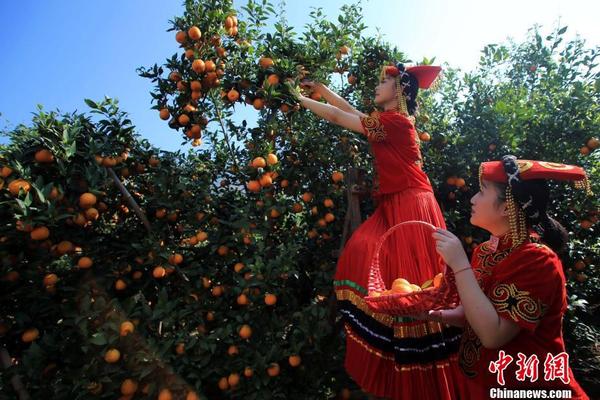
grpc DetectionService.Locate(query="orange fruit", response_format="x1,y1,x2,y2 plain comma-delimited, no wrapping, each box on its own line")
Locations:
340,45,350,54
188,26,201,40
244,367,254,378
580,146,590,156
8,179,31,196
30,226,50,241
332,171,344,183
153,266,166,279
580,220,592,229
348,75,357,85
419,132,431,142
169,71,182,82
310,91,322,101
227,345,239,356
217,245,229,256
391,278,413,294
115,279,127,290
192,59,205,74
120,321,135,336
266,153,278,165
574,260,586,271
0,166,13,178
292,203,303,213
35,149,54,163
43,273,58,286
57,241,74,255
234,262,245,273
289,355,301,367
228,373,240,387
175,343,185,355
190,80,202,91
77,257,93,269
325,213,335,223
587,137,599,150
175,31,187,44
85,207,99,221
267,363,280,377
158,388,173,400
269,208,280,218
247,180,261,192
121,379,138,396
79,193,97,209
227,89,239,102
224,16,234,29
252,157,266,168
186,391,200,400
104,348,120,363
302,192,313,202
259,57,274,69
253,98,265,110
266,74,279,86
212,286,224,297
178,114,190,126
196,231,208,242
218,377,229,391
21,328,39,343
264,293,277,306
455,178,466,188
259,174,273,187
239,324,252,339
168,253,183,265
323,198,334,208
155,208,167,219
433,273,444,288
237,294,249,305
446,176,457,186
576,273,587,283
204,60,216,72
185,48,195,59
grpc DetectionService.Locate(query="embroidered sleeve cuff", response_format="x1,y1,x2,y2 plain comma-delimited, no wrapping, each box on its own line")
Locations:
359,115,386,142
489,283,545,332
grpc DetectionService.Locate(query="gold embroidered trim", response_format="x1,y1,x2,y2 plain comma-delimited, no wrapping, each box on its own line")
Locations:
345,325,394,361
336,289,395,327
360,114,386,142
393,321,445,339
489,283,545,324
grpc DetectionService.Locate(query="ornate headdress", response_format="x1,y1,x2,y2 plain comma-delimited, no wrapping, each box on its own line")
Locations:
380,64,442,117
479,156,593,246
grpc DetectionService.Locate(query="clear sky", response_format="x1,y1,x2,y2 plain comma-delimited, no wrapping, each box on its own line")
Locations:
1,0,598,151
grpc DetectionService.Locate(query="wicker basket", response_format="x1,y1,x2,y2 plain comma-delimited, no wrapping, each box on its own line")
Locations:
364,220,460,316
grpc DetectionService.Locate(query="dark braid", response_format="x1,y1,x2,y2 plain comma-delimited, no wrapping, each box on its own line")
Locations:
396,63,419,115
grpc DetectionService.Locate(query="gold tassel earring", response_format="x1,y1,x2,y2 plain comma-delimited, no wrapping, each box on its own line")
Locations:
505,186,527,248
396,77,409,116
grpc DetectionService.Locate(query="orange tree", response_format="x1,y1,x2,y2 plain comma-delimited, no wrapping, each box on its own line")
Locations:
1,0,599,398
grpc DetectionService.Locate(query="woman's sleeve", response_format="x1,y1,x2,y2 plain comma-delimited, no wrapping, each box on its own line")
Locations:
488,244,561,333
359,112,411,143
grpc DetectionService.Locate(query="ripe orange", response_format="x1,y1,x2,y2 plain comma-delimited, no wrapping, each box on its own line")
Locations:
120,321,135,336
0,166,13,178
580,146,590,156
247,180,261,193
85,207,99,221
228,345,239,356
190,80,202,91
115,279,127,290
455,178,466,188
310,91,322,101
419,132,431,142
79,192,97,209
188,26,201,40
253,98,265,110
120,379,138,396
175,343,185,355
204,60,216,72
158,388,173,400
169,71,182,82
8,179,31,196
153,266,166,279
265,293,277,306
57,241,74,255
185,48,195,59
168,253,183,265
237,294,249,305
323,198,334,208
178,114,190,126
259,174,273,187
104,348,120,363
266,74,280,86
218,377,229,391
292,203,303,213
228,373,240,387
196,231,208,242
212,286,224,297
186,391,200,400
391,278,413,294
587,137,599,150
302,192,313,202
580,220,592,229
270,208,280,218
332,171,344,183
340,45,350,54
325,213,335,223
155,208,167,219
259,57,274,69
77,257,93,269
446,176,457,186
252,157,266,168
175,31,187,44
227,89,239,102
224,16,235,29
43,273,58,286
348,75,357,85
244,367,254,378
217,245,229,256
192,59,205,74
21,328,39,343
239,324,252,339
574,260,586,271
234,262,245,273
266,153,278,165
289,355,301,367
35,149,54,163
30,226,50,241
267,363,280,377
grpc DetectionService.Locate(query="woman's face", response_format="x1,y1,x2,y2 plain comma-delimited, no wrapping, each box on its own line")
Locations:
374,75,396,107
470,179,509,233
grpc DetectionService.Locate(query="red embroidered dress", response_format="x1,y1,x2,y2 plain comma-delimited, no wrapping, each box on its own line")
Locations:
460,233,589,399
334,110,467,399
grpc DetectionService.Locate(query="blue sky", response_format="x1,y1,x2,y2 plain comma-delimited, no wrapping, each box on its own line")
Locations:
1,0,599,151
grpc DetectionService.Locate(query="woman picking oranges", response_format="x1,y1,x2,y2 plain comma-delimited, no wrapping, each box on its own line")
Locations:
297,64,466,399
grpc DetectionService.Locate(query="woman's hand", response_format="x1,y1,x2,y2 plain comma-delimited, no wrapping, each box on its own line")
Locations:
300,79,322,92
432,229,470,272
414,310,445,322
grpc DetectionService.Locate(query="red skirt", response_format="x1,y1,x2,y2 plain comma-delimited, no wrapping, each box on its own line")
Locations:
334,188,469,399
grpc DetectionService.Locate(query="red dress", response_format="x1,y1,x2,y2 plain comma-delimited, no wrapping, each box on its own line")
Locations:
334,110,467,399
460,233,589,399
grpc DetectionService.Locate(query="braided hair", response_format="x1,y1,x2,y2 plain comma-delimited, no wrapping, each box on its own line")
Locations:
496,155,569,256
395,63,419,116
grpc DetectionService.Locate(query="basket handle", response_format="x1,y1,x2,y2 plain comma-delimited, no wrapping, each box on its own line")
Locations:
368,220,439,293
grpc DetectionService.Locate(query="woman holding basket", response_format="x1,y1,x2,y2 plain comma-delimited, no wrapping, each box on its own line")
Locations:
298,64,466,399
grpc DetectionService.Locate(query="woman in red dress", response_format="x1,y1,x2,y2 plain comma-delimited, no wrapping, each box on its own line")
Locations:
298,64,467,399
429,155,590,399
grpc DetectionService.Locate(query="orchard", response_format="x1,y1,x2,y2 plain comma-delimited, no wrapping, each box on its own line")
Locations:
1,1,599,399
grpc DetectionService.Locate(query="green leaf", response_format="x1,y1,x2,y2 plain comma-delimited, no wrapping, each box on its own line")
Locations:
89,332,107,346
